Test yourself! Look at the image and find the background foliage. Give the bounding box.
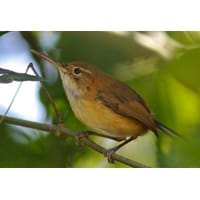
[0,31,199,167]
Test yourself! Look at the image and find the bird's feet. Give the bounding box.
[104,146,119,163]
[74,131,90,146]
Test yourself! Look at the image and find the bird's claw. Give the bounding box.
[74,131,89,146]
[104,149,117,163]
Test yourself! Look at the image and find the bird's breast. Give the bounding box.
[66,92,147,138]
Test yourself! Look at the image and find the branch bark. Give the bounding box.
[0,114,151,168]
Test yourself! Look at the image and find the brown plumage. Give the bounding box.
[60,60,180,139]
[31,49,181,160]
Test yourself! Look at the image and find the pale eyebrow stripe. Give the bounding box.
[81,68,92,74]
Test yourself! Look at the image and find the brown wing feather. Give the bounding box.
[96,77,157,133]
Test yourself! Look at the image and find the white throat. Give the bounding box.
[59,70,81,99]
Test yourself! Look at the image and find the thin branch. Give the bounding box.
[27,63,63,124]
[0,114,150,168]
[0,63,40,124]
[0,67,45,83]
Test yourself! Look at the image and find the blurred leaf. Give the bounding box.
[21,32,41,53]
[0,123,88,167]
[53,31,157,73]
[167,31,200,46]
[152,72,200,167]
[166,47,200,94]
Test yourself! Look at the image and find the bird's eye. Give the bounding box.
[73,67,81,75]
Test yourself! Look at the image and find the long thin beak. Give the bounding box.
[30,49,62,70]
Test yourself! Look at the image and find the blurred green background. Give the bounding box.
[0,31,199,167]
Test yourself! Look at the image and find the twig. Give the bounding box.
[27,63,63,124]
[0,114,150,168]
[0,67,45,83]
[0,63,42,124]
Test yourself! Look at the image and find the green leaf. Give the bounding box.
[167,31,200,46]
[54,32,157,74]
[166,47,200,93]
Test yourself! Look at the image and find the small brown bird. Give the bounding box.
[31,49,181,162]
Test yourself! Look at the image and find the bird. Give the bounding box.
[31,49,181,162]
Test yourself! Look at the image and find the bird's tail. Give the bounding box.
[154,119,184,140]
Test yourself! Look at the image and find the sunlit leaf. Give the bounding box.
[167,31,200,46]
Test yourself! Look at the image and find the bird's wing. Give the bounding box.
[96,79,157,133]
